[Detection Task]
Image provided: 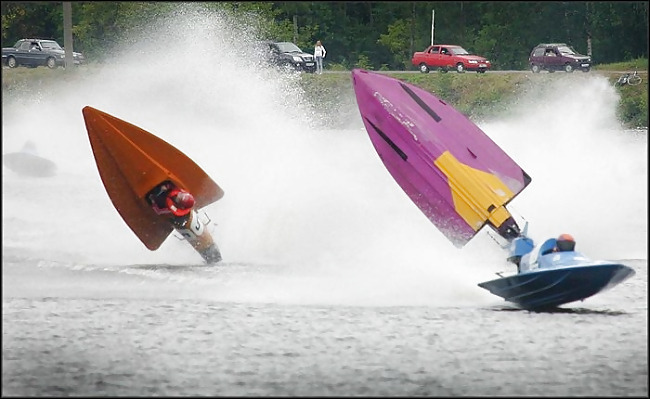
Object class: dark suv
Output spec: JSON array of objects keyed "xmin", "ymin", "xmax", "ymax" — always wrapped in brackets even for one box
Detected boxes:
[
  {"xmin": 528, "ymin": 43, "xmax": 591, "ymax": 73},
  {"xmin": 258, "ymin": 41, "xmax": 316, "ymax": 73}
]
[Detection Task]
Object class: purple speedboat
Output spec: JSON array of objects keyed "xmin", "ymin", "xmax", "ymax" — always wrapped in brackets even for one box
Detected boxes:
[{"xmin": 351, "ymin": 69, "xmax": 531, "ymax": 247}]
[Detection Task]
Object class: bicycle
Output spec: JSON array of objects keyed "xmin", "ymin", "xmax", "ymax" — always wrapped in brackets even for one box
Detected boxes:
[{"xmin": 614, "ymin": 68, "xmax": 642, "ymax": 87}]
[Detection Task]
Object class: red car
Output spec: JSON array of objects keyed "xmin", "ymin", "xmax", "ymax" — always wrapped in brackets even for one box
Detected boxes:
[{"xmin": 412, "ymin": 45, "xmax": 491, "ymax": 74}]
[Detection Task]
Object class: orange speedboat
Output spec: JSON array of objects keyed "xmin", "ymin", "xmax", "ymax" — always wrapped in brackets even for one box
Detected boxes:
[{"xmin": 82, "ymin": 106, "xmax": 224, "ymax": 264}]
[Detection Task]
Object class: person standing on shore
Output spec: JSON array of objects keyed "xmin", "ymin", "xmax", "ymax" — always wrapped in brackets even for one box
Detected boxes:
[{"xmin": 314, "ymin": 40, "xmax": 326, "ymax": 74}]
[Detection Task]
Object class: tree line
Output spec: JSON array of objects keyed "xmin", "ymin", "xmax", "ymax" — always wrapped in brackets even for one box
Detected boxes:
[{"xmin": 1, "ymin": 1, "xmax": 647, "ymax": 70}]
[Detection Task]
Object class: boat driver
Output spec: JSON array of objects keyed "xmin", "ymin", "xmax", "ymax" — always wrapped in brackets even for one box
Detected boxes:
[
  {"xmin": 553, "ymin": 233, "xmax": 576, "ymax": 252},
  {"xmin": 148, "ymin": 181, "xmax": 195, "ymax": 218}
]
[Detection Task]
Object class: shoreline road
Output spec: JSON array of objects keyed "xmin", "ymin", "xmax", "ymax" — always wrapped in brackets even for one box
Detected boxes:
[{"xmin": 322, "ymin": 69, "xmax": 647, "ymax": 75}]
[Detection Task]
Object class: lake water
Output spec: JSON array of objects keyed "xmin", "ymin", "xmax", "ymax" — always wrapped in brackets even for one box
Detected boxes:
[
  {"xmin": 2, "ymin": 6, "xmax": 647, "ymax": 396},
  {"xmin": 1, "ymin": 255, "xmax": 647, "ymax": 396}
]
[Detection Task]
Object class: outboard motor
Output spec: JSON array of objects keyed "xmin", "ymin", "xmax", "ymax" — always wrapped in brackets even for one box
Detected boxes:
[
  {"xmin": 497, "ymin": 216, "xmax": 522, "ymax": 242},
  {"xmin": 504, "ymin": 222, "xmax": 534, "ymax": 272}
]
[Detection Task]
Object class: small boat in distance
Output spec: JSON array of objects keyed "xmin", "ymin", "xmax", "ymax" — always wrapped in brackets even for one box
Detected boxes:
[
  {"xmin": 3, "ymin": 140, "xmax": 57, "ymax": 177},
  {"xmin": 82, "ymin": 106, "xmax": 224, "ymax": 264},
  {"xmin": 351, "ymin": 69, "xmax": 635, "ymax": 310}
]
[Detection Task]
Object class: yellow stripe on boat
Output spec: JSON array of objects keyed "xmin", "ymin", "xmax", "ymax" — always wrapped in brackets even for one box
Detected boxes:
[{"xmin": 434, "ymin": 151, "xmax": 514, "ymax": 231}]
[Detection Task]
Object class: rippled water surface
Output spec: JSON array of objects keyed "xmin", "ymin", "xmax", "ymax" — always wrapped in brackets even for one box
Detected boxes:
[
  {"xmin": 2, "ymin": 258, "xmax": 647, "ymax": 396},
  {"xmin": 2, "ymin": 276, "xmax": 648, "ymax": 396}
]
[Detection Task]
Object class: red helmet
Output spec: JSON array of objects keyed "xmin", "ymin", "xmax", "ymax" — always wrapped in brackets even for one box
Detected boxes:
[
  {"xmin": 173, "ymin": 191, "xmax": 195, "ymax": 209},
  {"xmin": 556, "ymin": 233, "xmax": 575, "ymax": 252},
  {"xmin": 558, "ymin": 233, "xmax": 574, "ymax": 242}
]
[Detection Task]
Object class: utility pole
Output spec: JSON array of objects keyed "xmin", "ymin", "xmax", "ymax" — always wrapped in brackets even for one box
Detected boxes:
[
  {"xmin": 431, "ymin": 10, "xmax": 435, "ymax": 46},
  {"xmin": 410, "ymin": 2, "xmax": 415, "ymax": 59},
  {"xmin": 293, "ymin": 15, "xmax": 298, "ymax": 43},
  {"xmin": 585, "ymin": 2, "xmax": 593, "ymax": 57},
  {"xmin": 63, "ymin": 2, "xmax": 73, "ymax": 69}
]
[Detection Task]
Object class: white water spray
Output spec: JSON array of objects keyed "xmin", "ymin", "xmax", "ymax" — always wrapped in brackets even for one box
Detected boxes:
[
  {"xmin": 480, "ymin": 75, "xmax": 647, "ymax": 261},
  {"xmin": 2, "ymin": 4, "xmax": 646, "ymax": 306}
]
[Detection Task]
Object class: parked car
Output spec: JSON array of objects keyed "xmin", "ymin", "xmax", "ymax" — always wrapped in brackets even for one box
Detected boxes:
[
  {"xmin": 2, "ymin": 38, "xmax": 85, "ymax": 69},
  {"xmin": 412, "ymin": 44, "xmax": 491, "ymax": 73},
  {"xmin": 258, "ymin": 41, "xmax": 316, "ymax": 73},
  {"xmin": 528, "ymin": 43, "xmax": 591, "ymax": 73}
]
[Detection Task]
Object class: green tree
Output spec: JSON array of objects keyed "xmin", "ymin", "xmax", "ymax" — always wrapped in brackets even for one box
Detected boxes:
[
  {"xmin": 377, "ymin": 19, "xmax": 412, "ymax": 69},
  {"xmin": 0, "ymin": 1, "xmax": 646, "ymax": 69}
]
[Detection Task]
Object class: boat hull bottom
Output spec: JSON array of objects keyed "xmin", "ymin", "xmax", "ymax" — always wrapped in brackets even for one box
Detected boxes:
[{"xmin": 478, "ymin": 264, "xmax": 635, "ymax": 309}]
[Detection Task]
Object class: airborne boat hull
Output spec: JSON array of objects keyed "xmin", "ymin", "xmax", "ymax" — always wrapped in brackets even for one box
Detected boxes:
[
  {"xmin": 351, "ymin": 69, "xmax": 530, "ymax": 247},
  {"xmin": 82, "ymin": 106, "xmax": 224, "ymax": 263}
]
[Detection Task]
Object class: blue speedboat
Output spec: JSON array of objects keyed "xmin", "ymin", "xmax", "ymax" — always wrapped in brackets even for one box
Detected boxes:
[{"xmin": 478, "ymin": 226, "xmax": 636, "ymax": 310}]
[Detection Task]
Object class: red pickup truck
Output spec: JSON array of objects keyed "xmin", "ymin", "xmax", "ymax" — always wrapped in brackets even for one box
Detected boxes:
[{"xmin": 412, "ymin": 45, "xmax": 491, "ymax": 74}]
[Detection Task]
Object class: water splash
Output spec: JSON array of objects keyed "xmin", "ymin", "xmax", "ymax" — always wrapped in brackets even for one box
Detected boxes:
[
  {"xmin": 479, "ymin": 74, "xmax": 647, "ymax": 260},
  {"xmin": 2, "ymin": 4, "xmax": 646, "ymax": 306}
]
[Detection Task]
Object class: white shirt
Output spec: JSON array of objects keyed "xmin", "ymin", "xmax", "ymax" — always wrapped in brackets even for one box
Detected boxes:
[{"xmin": 314, "ymin": 45, "xmax": 326, "ymax": 58}]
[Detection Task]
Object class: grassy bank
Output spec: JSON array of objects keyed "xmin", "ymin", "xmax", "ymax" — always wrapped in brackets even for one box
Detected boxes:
[
  {"xmin": 3, "ymin": 62, "xmax": 648, "ymax": 128},
  {"xmin": 2, "ymin": 65, "xmax": 93, "ymax": 91},
  {"xmin": 297, "ymin": 69, "xmax": 648, "ymax": 129}
]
